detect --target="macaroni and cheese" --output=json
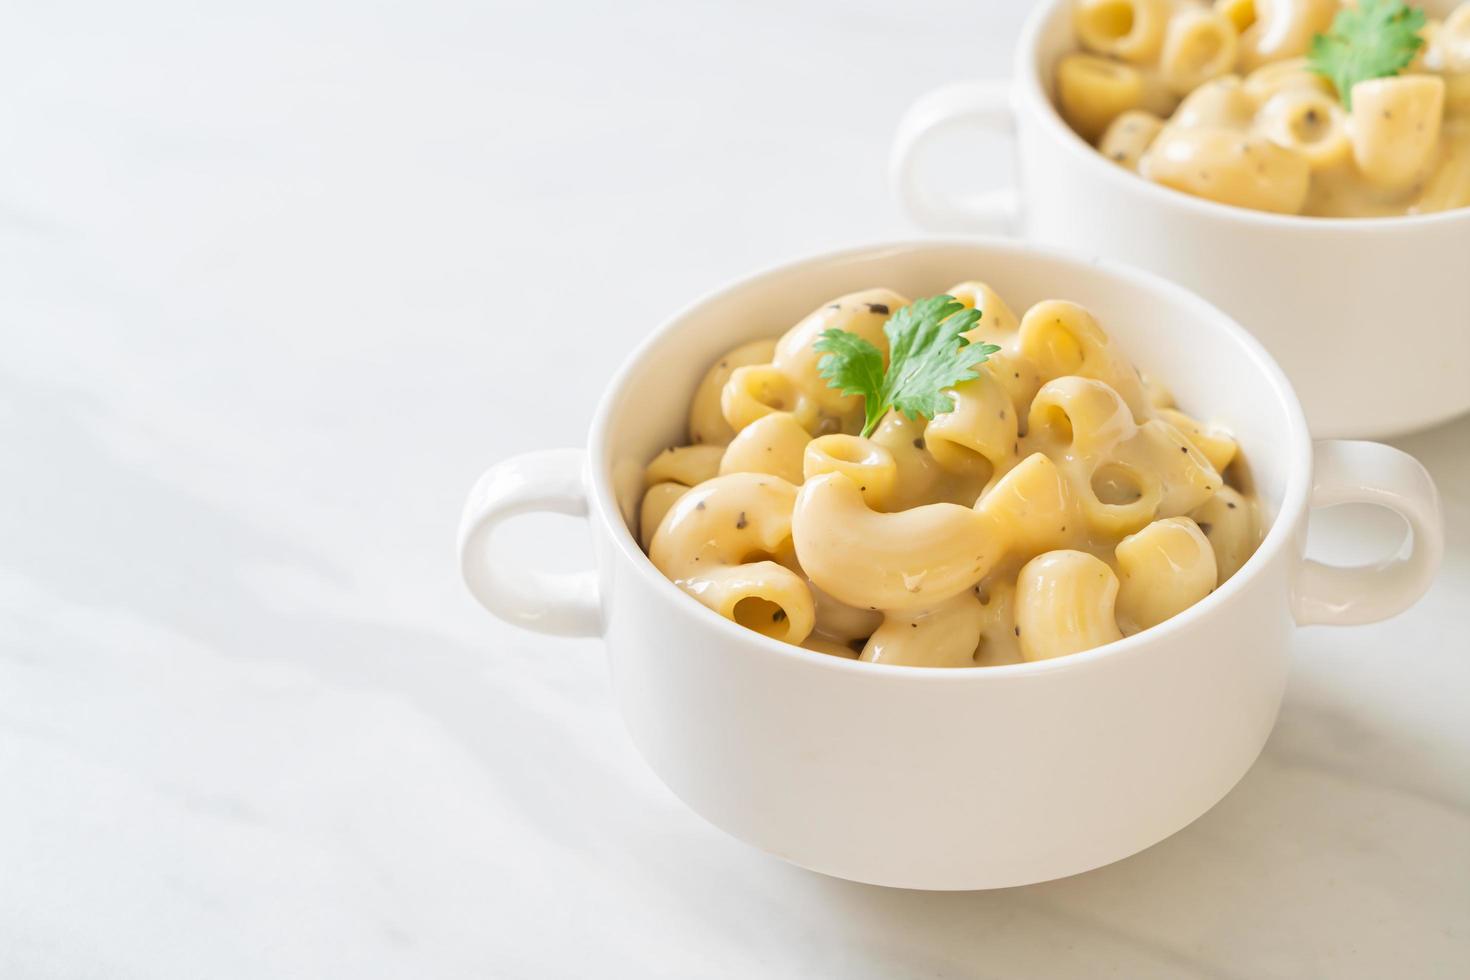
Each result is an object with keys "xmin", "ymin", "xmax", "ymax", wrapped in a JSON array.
[
  {"xmin": 1055, "ymin": 0, "xmax": 1470, "ymax": 216},
  {"xmin": 639, "ymin": 285, "xmax": 1262, "ymax": 667}
]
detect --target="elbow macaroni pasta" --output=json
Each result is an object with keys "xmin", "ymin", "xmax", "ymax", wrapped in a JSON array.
[
  {"xmin": 1062, "ymin": 0, "xmax": 1470, "ymax": 216},
  {"xmin": 642, "ymin": 285, "xmax": 1262, "ymax": 667}
]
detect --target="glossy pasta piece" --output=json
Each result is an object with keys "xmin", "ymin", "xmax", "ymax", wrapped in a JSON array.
[
  {"xmin": 1170, "ymin": 75, "xmax": 1258, "ymax": 130},
  {"xmin": 773, "ymin": 288, "xmax": 906, "ymax": 426},
  {"xmin": 973, "ymin": 453, "xmax": 1079, "ymax": 563},
  {"xmin": 1014, "ymin": 551, "xmax": 1124, "ymax": 661},
  {"xmin": 1415, "ymin": 127, "xmax": 1470, "ymax": 214},
  {"xmin": 867, "ymin": 412, "xmax": 947, "ymax": 511},
  {"xmin": 721, "ymin": 363, "xmax": 821, "ymax": 434},
  {"xmin": 800, "ymin": 635, "xmax": 860, "ymax": 660},
  {"xmin": 1017, "ymin": 301, "xmax": 1150, "ymax": 419},
  {"xmin": 1142, "ymin": 126, "xmax": 1311, "ymax": 213},
  {"xmin": 1073, "ymin": 0, "xmax": 1169, "ymax": 64},
  {"xmin": 1143, "ymin": 374, "xmax": 1176, "ymax": 409},
  {"xmin": 1077, "ymin": 460, "xmax": 1163, "ymax": 537},
  {"xmin": 949, "ymin": 281, "xmax": 1038, "ymax": 415},
  {"xmin": 687, "ymin": 339, "xmax": 778, "ymax": 445},
  {"xmin": 1241, "ymin": 57, "xmax": 1333, "ymax": 104},
  {"xmin": 645, "ymin": 444, "xmax": 725, "ymax": 487},
  {"xmin": 923, "ymin": 376, "xmax": 1019, "ymax": 485},
  {"xmin": 1214, "ymin": 0, "xmax": 1256, "ymax": 34},
  {"xmin": 866, "ymin": 413, "xmax": 989, "ymax": 511},
  {"xmin": 1349, "ymin": 76, "xmax": 1446, "ymax": 193},
  {"xmin": 1115, "ymin": 418, "xmax": 1221, "ymax": 518},
  {"xmin": 1255, "ymin": 89, "xmax": 1351, "ymax": 170},
  {"xmin": 639, "ymin": 482, "xmax": 688, "ymax": 551},
  {"xmin": 947, "ymin": 280, "xmax": 1021, "ymax": 337},
  {"xmin": 1100, "ymin": 110, "xmax": 1166, "ymax": 169},
  {"xmin": 1189, "ymin": 484, "xmax": 1259, "ymax": 582},
  {"xmin": 1237, "ymin": 0, "xmax": 1336, "ymax": 72},
  {"xmin": 971, "ymin": 579, "xmax": 1025, "ymax": 667},
  {"xmin": 1157, "ymin": 407, "xmax": 1238, "ymax": 473},
  {"xmin": 1114, "ymin": 517, "xmax": 1218, "ymax": 633},
  {"xmin": 719, "ymin": 411, "xmax": 810, "ymax": 485},
  {"xmin": 1158, "ymin": 7, "xmax": 1239, "ymax": 97},
  {"xmin": 862, "ymin": 591, "xmax": 987, "ymax": 668},
  {"xmin": 649, "ymin": 473, "xmax": 815, "ymax": 643},
  {"xmin": 1444, "ymin": 72, "xmax": 1470, "ymax": 119},
  {"xmin": 803, "ymin": 434, "xmax": 898, "ymax": 510},
  {"xmin": 1044, "ymin": 411, "xmax": 1218, "ymax": 538},
  {"xmin": 809, "ymin": 580, "xmax": 884, "ymax": 643},
  {"xmin": 691, "ymin": 564, "xmax": 818, "ymax": 644},
  {"xmin": 793, "ymin": 472, "xmax": 999, "ymax": 612},
  {"xmin": 1428, "ymin": 4, "xmax": 1470, "ymax": 73},
  {"xmin": 1056, "ymin": 53, "xmax": 1148, "ymax": 141},
  {"xmin": 976, "ymin": 351, "xmax": 1045, "ymax": 430},
  {"xmin": 1026, "ymin": 376, "xmax": 1136, "ymax": 457}
]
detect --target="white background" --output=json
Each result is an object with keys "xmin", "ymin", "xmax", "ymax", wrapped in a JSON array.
[{"xmin": 2, "ymin": 1, "xmax": 1467, "ymax": 977}]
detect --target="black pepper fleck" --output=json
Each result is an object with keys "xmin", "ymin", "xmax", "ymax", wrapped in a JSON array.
[
  {"xmin": 1014, "ymin": 626, "xmax": 1020, "ymax": 636},
  {"xmin": 1227, "ymin": 501, "xmax": 1237, "ymax": 509},
  {"xmin": 866, "ymin": 302, "xmax": 890, "ymax": 315},
  {"xmin": 772, "ymin": 609, "xmax": 787, "ymax": 623},
  {"xmin": 735, "ymin": 512, "xmax": 748, "ymax": 530}
]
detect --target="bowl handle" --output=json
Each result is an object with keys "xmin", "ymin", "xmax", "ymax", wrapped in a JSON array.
[
  {"xmin": 1292, "ymin": 440, "xmax": 1444, "ymax": 627},
  {"xmin": 889, "ymin": 79, "xmax": 1020, "ymax": 233},
  {"xmin": 458, "ymin": 448, "xmax": 602, "ymax": 637}
]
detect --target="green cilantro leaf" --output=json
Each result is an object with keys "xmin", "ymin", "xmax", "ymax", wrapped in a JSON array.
[
  {"xmin": 1308, "ymin": 0, "xmax": 1426, "ymax": 109},
  {"xmin": 814, "ymin": 294, "xmax": 1001, "ymax": 439},
  {"xmin": 813, "ymin": 329, "xmax": 887, "ymax": 436}
]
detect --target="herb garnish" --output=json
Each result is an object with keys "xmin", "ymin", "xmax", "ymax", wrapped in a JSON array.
[
  {"xmin": 1308, "ymin": 0, "xmax": 1427, "ymax": 109},
  {"xmin": 813, "ymin": 295, "xmax": 1000, "ymax": 438}
]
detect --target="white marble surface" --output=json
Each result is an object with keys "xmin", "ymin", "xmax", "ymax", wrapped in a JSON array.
[{"xmin": 1, "ymin": 1, "xmax": 1466, "ymax": 977}]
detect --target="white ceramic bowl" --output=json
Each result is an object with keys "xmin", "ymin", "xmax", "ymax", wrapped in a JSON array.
[
  {"xmin": 459, "ymin": 240, "xmax": 1443, "ymax": 890},
  {"xmin": 890, "ymin": 0, "xmax": 1470, "ymax": 440}
]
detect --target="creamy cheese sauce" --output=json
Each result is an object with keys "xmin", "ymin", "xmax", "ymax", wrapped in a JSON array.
[
  {"xmin": 639, "ymin": 284, "xmax": 1262, "ymax": 667},
  {"xmin": 1057, "ymin": 0, "xmax": 1470, "ymax": 216}
]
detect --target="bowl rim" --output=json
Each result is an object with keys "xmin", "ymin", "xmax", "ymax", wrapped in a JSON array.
[
  {"xmin": 586, "ymin": 236, "xmax": 1313, "ymax": 680},
  {"xmin": 1014, "ymin": 0, "xmax": 1470, "ymax": 231}
]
